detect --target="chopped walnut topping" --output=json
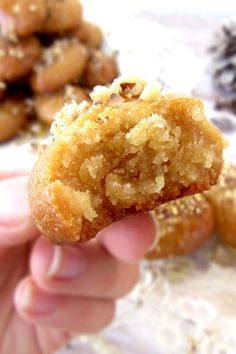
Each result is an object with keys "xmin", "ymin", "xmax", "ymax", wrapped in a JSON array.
[
  {"xmin": 35, "ymin": 39, "xmax": 75, "ymax": 71},
  {"xmin": 90, "ymin": 85, "xmax": 112, "ymax": 104}
]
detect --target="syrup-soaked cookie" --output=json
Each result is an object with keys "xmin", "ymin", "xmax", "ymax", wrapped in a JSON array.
[
  {"xmin": 0, "ymin": 36, "xmax": 41, "ymax": 82},
  {"xmin": 29, "ymin": 77, "xmax": 224, "ymax": 243},
  {"xmin": 206, "ymin": 163, "xmax": 236, "ymax": 248},
  {"xmin": 0, "ymin": 0, "xmax": 47, "ymax": 38}
]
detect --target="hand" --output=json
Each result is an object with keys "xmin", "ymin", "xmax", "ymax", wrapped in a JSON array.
[{"xmin": 0, "ymin": 174, "xmax": 156, "ymax": 354}]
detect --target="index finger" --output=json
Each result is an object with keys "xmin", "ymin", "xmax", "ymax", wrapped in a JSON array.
[{"xmin": 97, "ymin": 213, "xmax": 158, "ymax": 263}]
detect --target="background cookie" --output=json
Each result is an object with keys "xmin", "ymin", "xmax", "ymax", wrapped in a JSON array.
[
  {"xmin": 0, "ymin": 95, "xmax": 28, "ymax": 142},
  {"xmin": 0, "ymin": 0, "xmax": 118, "ymax": 143},
  {"xmin": 147, "ymin": 194, "xmax": 215, "ymax": 260},
  {"xmin": 206, "ymin": 163, "xmax": 236, "ymax": 248}
]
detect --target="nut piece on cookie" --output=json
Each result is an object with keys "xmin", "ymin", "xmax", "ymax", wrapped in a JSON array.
[
  {"xmin": 0, "ymin": 0, "xmax": 47, "ymax": 38},
  {"xmin": 29, "ymin": 76, "xmax": 225, "ymax": 244},
  {"xmin": 146, "ymin": 194, "xmax": 214, "ymax": 260},
  {"xmin": 206, "ymin": 163, "xmax": 236, "ymax": 248}
]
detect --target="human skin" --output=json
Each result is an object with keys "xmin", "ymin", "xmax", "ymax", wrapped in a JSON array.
[{"xmin": 0, "ymin": 173, "xmax": 156, "ymax": 354}]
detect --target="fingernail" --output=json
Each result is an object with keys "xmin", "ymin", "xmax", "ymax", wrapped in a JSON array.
[
  {"xmin": 17, "ymin": 280, "xmax": 57, "ymax": 315},
  {"xmin": 147, "ymin": 211, "xmax": 160, "ymax": 252},
  {"xmin": 0, "ymin": 176, "xmax": 29, "ymax": 224},
  {"xmin": 47, "ymin": 245, "xmax": 87, "ymax": 280}
]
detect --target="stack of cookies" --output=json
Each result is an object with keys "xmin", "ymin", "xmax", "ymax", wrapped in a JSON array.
[{"xmin": 0, "ymin": 0, "xmax": 118, "ymax": 142}]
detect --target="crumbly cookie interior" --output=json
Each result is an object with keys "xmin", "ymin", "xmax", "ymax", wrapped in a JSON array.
[{"xmin": 40, "ymin": 77, "xmax": 223, "ymax": 238}]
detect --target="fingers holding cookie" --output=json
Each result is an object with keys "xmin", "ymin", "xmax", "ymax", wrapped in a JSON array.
[
  {"xmin": 15, "ymin": 277, "xmax": 115, "ymax": 334},
  {"xmin": 76, "ymin": 21, "xmax": 103, "ymax": 49},
  {"xmin": 146, "ymin": 194, "xmax": 214, "ymax": 260},
  {"xmin": 28, "ymin": 77, "xmax": 224, "ymax": 244}
]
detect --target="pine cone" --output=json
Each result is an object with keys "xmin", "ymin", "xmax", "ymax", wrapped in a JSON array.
[{"xmin": 209, "ymin": 20, "xmax": 236, "ymax": 114}]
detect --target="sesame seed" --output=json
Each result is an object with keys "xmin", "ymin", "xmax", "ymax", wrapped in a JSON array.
[{"xmin": 154, "ymin": 194, "xmax": 206, "ymax": 228}]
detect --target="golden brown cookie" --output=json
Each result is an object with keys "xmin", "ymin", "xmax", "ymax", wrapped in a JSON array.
[
  {"xmin": 76, "ymin": 21, "xmax": 103, "ymax": 48},
  {"xmin": 0, "ymin": 95, "xmax": 28, "ymax": 142},
  {"xmin": 81, "ymin": 50, "xmax": 119, "ymax": 88},
  {"xmin": 0, "ymin": 0, "xmax": 47, "ymax": 38},
  {"xmin": 206, "ymin": 163, "xmax": 236, "ymax": 248},
  {"xmin": 146, "ymin": 194, "xmax": 214, "ymax": 260},
  {"xmin": 35, "ymin": 85, "xmax": 89, "ymax": 124},
  {"xmin": 28, "ymin": 77, "xmax": 224, "ymax": 244},
  {"xmin": 30, "ymin": 38, "xmax": 88, "ymax": 93},
  {"xmin": 43, "ymin": 0, "xmax": 83, "ymax": 34},
  {"xmin": 0, "ymin": 36, "xmax": 41, "ymax": 82}
]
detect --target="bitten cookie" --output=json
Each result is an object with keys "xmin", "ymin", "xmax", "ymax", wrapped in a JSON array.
[
  {"xmin": 206, "ymin": 163, "xmax": 236, "ymax": 248},
  {"xmin": 81, "ymin": 50, "xmax": 118, "ymax": 88},
  {"xmin": 29, "ymin": 76, "xmax": 225, "ymax": 244},
  {"xmin": 146, "ymin": 194, "xmax": 214, "ymax": 260}
]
